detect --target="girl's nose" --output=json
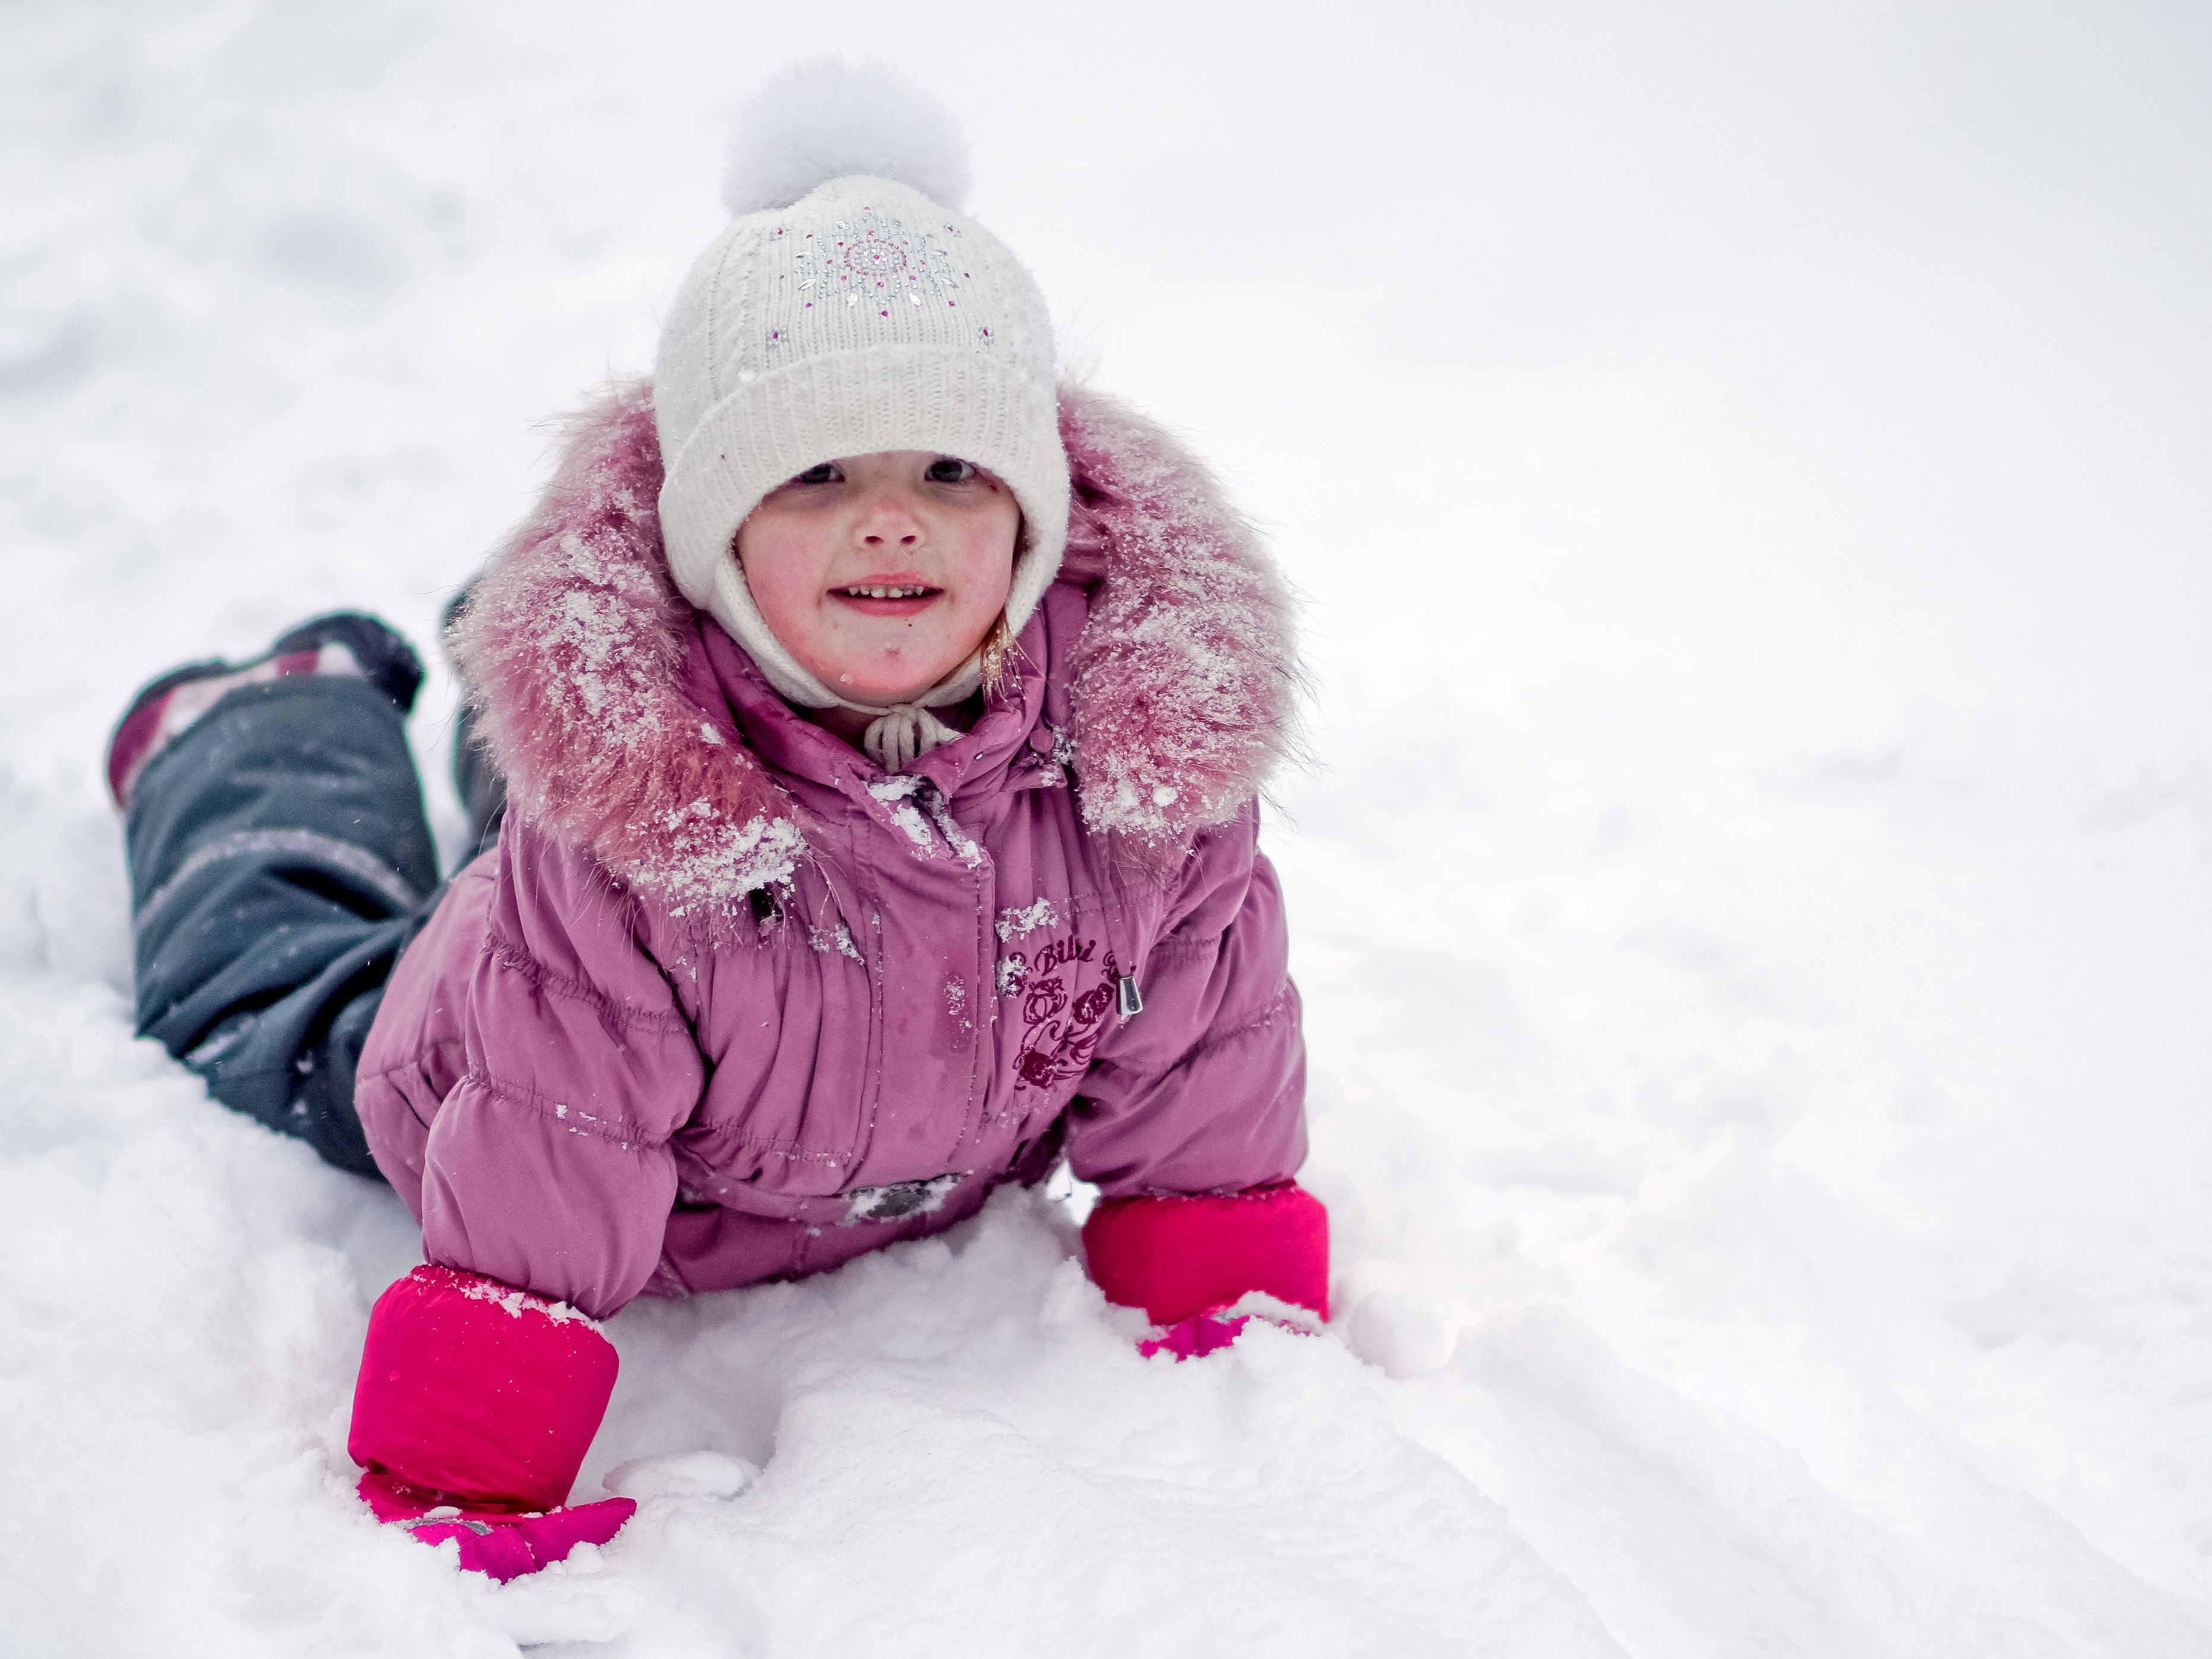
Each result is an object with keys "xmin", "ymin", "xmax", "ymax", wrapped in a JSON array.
[{"xmin": 857, "ymin": 484, "xmax": 924, "ymax": 548}]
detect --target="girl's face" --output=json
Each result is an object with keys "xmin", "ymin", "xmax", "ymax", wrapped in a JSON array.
[{"xmin": 735, "ymin": 451, "xmax": 1020, "ymax": 706}]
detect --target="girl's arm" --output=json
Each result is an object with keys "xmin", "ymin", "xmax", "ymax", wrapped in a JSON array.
[
  {"xmin": 415, "ymin": 813, "xmax": 699, "ymax": 1316},
  {"xmin": 349, "ymin": 814, "xmax": 701, "ymax": 1560},
  {"xmin": 1066, "ymin": 804, "xmax": 1328, "ymax": 1336}
]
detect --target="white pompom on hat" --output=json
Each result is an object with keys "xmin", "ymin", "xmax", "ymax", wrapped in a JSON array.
[{"xmin": 653, "ymin": 61, "xmax": 1068, "ymax": 729}]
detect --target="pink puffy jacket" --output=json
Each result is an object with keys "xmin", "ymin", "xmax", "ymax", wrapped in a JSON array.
[{"xmin": 347, "ymin": 381, "xmax": 1327, "ymax": 1550}]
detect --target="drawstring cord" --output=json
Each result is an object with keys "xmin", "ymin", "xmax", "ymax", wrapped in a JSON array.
[
  {"xmin": 843, "ymin": 643, "xmax": 990, "ymax": 773},
  {"xmin": 861, "ymin": 703, "xmax": 964, "ymax": 773}
]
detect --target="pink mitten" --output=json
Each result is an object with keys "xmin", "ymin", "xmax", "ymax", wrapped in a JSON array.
[
  {"xmin": 1139, "ymin": 1312, "xmax": 1257, "ymax": 1360},
  {"xmin": 1083, "ymin": 1183, "xmax": 1330, "ymax": 1360},
  {"xmin": 361, "ymin": 1470, "xmax": 634, "ymax": 1582},
  {"xmin": 350, "ymin": 1265, "xmax": 631, "ymax": 1579}
]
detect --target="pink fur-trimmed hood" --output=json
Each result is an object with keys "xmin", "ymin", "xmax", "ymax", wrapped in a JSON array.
[{"xmin": 450, "ymin": 378, "xmax": 1301, "ymax": 914}]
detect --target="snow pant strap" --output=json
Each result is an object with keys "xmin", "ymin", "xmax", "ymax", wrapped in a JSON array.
[{"xmin": 125, "ymin": 675, "xmax": 444, "ymax": 1178}]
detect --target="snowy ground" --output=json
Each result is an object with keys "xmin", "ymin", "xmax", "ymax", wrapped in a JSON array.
[{"xmin": 4, "ymin": 2, "xmax": 2210, "ymax": 1654}]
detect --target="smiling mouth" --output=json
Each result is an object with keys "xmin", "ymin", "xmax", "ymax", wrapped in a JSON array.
[{"xmin": 835, "ymin": 584, "xmax": 937, "ymax": 599}]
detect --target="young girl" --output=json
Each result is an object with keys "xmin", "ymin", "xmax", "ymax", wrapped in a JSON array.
[{"xmin": 108, "ymin": 65, "xmax": 1325, "ymax": 1581}]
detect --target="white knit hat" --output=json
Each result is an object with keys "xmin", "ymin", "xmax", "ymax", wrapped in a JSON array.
[{"xmin": 654, "ymin": 62, "xmax": 1067, "ymax": 743}]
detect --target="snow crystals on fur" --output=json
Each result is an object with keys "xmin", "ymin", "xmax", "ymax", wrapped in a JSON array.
[
  {"xmin": 451, "ymin": 377, "xmax": 1299, "ymax": 925},
  {"xmin": 1058, "ymin": 391, "xmax": 1304, "ymax": 840},
  {"xmin": 722, "ymin": 59, "xmax": 972, "ymax": 217},
  {"xmin": 449, "ymin": 383, "xmax": 807, "ymax": 921}
]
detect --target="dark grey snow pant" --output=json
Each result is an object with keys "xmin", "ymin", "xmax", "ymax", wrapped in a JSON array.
[{"xmin": 125, "ymin": 675, "xmax": 449, "ymax": 1177}]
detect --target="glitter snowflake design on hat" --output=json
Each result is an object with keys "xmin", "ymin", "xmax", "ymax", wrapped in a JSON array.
[{"xmin": 786, "ymin": 209, "xmax": 968, "ymax": 320}]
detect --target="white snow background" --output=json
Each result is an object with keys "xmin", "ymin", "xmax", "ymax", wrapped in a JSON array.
[{"xmin": 4, "ymin": 1, "xmax": 2209, "ymax": 1654}]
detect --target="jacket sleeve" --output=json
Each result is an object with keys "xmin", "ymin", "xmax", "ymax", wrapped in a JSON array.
[
  {"xmin": 1066, "ymin": 801, "xmax": 1306, "ymax": 1199},
  {"xmin": 413, "ymin": 816, "xmax": 700, "ymax": 1319}
]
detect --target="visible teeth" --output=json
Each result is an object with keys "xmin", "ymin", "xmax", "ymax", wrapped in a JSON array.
[{"xmin": 845, "ymin": 586, "xmax": 927, "ymax": 599}]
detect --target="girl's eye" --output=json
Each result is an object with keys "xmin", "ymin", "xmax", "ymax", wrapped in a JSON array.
[
  {"xmin": 792, "ymin": 462, "xmax": 840, "ymax": 485},
  {"xmin": 926, "ymin": 457, "xmax": 979, "ymax": 484}
]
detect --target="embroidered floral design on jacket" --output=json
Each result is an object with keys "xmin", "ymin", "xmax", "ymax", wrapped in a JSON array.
[{"xmin": 1006, "ymin": 933, "xmax": 1121, "ymax": 1091}]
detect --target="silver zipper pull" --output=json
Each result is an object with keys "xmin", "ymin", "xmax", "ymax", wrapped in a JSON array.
[{"xmin": 1117, "ymin": 975, "xmax": 1143, "ymax": 1017}]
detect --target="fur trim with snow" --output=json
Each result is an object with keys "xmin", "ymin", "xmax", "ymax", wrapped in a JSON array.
[
  {"xmin": 451, "ymin": 383, "xmax": 808, "ymax": 915},
  {"xmin": 1057, "ymin": 390, "xmax": 1304, "ymax": 839},
  {"xmin": 450, "ymin": 378, "xmax": 1299, "ymax": 918}
]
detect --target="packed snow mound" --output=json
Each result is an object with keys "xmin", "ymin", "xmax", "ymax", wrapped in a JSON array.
[{"xmin": 722, "ymin": 58, "xmax": 972, "ymax": 216}]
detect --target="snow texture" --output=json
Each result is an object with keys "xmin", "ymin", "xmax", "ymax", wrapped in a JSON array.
[
  {"xmin": 448, "ymin": 1272, "xmax": 601, "ymax": 1331},
  {"xmin": 4, "ymin": 4, "xmax": 2211, "ymax": 1655},
  {"xmin": 867, "ymin": 773, "xmax": 939, "ymax": 854},
  {"xmin": 996, "ymin": 898, "xmax": 1060, "ymax": 941},
  {"xmin": 922, "ymin": 789, "xmax": 983, "ymax": 867}
]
